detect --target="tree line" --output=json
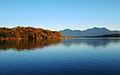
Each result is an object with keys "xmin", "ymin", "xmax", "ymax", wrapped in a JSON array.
[{"xmin": 0, "ymin": 26, "xmax": 62, "ymax": 40}]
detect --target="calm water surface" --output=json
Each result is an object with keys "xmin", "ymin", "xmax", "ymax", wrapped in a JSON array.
[{"xmin": 0, "ymin": 38, "xmax": 120, "ymax": 75}]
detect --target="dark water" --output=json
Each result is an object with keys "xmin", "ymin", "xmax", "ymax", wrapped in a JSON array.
[{"xmin": 0, "ymin": 38, "xmax": 120, "ymax": 75}]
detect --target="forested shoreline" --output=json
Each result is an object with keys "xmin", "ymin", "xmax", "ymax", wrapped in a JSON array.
[{"xmin": 0, "ymin": 26, "xmax": 62, "ymax": 40}]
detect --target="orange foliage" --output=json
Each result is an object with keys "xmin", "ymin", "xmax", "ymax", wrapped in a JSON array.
[{"xmin": 0, "ymin": 26, "xmax": 62, "ymax": 40}]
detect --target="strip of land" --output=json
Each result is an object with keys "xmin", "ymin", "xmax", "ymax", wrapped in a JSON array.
[{"xmin": 0, "ymin": 26, "xmax": 62, "ymax": 40}]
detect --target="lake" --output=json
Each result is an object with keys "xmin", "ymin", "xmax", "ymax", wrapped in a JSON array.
[{"xmin": 0, "ymin": 38, "xmax": 120, "ymax": 75}]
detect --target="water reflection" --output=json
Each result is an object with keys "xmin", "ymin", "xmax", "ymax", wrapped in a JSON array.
[
  {"xmin": 62, "ymin": 38, "xmax": 120, "ymax": 48},
  {"xmin": 0, "ymin": 38, "xmax": 120, "ymax": 51},
  {"xmin": 0, "ymin": 39, "xmax": 62, "ymax": 51}
]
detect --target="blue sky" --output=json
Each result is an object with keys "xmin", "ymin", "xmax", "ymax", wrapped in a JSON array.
[{"xmin": 0, "ymin": 0, "xmax": 120, "ymax": 31}]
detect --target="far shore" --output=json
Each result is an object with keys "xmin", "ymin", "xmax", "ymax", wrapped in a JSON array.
[{"xmin": 62, "ymin": 36, "xmax": 120, "ymax": 39}]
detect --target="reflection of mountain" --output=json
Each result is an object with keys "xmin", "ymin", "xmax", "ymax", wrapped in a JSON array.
[
  {"xmin": 62, "ymin": 38, "xmax": 120, "ymax": 48},
  {"xmin": 0, "ymin": 39, "xmax": 62, "ymax": 51}
]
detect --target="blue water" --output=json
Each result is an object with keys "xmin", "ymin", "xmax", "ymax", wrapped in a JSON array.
[{"xmin": 0, "ymin": 38, "xmax": 120, "ymax": 75}]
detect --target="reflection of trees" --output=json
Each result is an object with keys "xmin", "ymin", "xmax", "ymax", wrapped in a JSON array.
[
  {"xmin": 62, "ymin": 38, "xmax": 120, "ymax": 48},
  {"xmin": 0, "ymin": 39, "xmax": 62, "ymax": 51},
  {"xmin": 0, "ymin": 38, "xmax": 120, "ymax": 51}
]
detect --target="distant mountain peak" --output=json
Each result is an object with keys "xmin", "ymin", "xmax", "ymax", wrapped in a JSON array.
[
  {"xmin": 85, "ymin": 27, "xmax": 110, "ymax": 32},
  {"xmin": 93, "ymin": 27, "xmax": 99, "ymax": 29},
  {"xmin": 64, "ymin": 29, "xmax": 72, "ymax": 31},
  {"xmin": 88, "ymin": 27, "xmax": 109, "ymax": 30}
]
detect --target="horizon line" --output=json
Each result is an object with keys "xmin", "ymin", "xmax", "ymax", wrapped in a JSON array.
[{"xmin": 0, "ymin": 25, "xmax": 120, "ymax": 31}]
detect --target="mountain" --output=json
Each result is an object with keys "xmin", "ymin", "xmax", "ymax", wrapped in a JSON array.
[
  {"xmin": 60, "ymin": 27, "xmax": 120, "ymax": 37},
  {"xmin": 60, "ymin": 29, "xmax": 74, "ymax": 36}
]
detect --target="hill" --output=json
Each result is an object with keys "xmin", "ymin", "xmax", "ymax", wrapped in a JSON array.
[{"xmin": 0, "ymin": 26, "xmax": 62, "ymax": 40}]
